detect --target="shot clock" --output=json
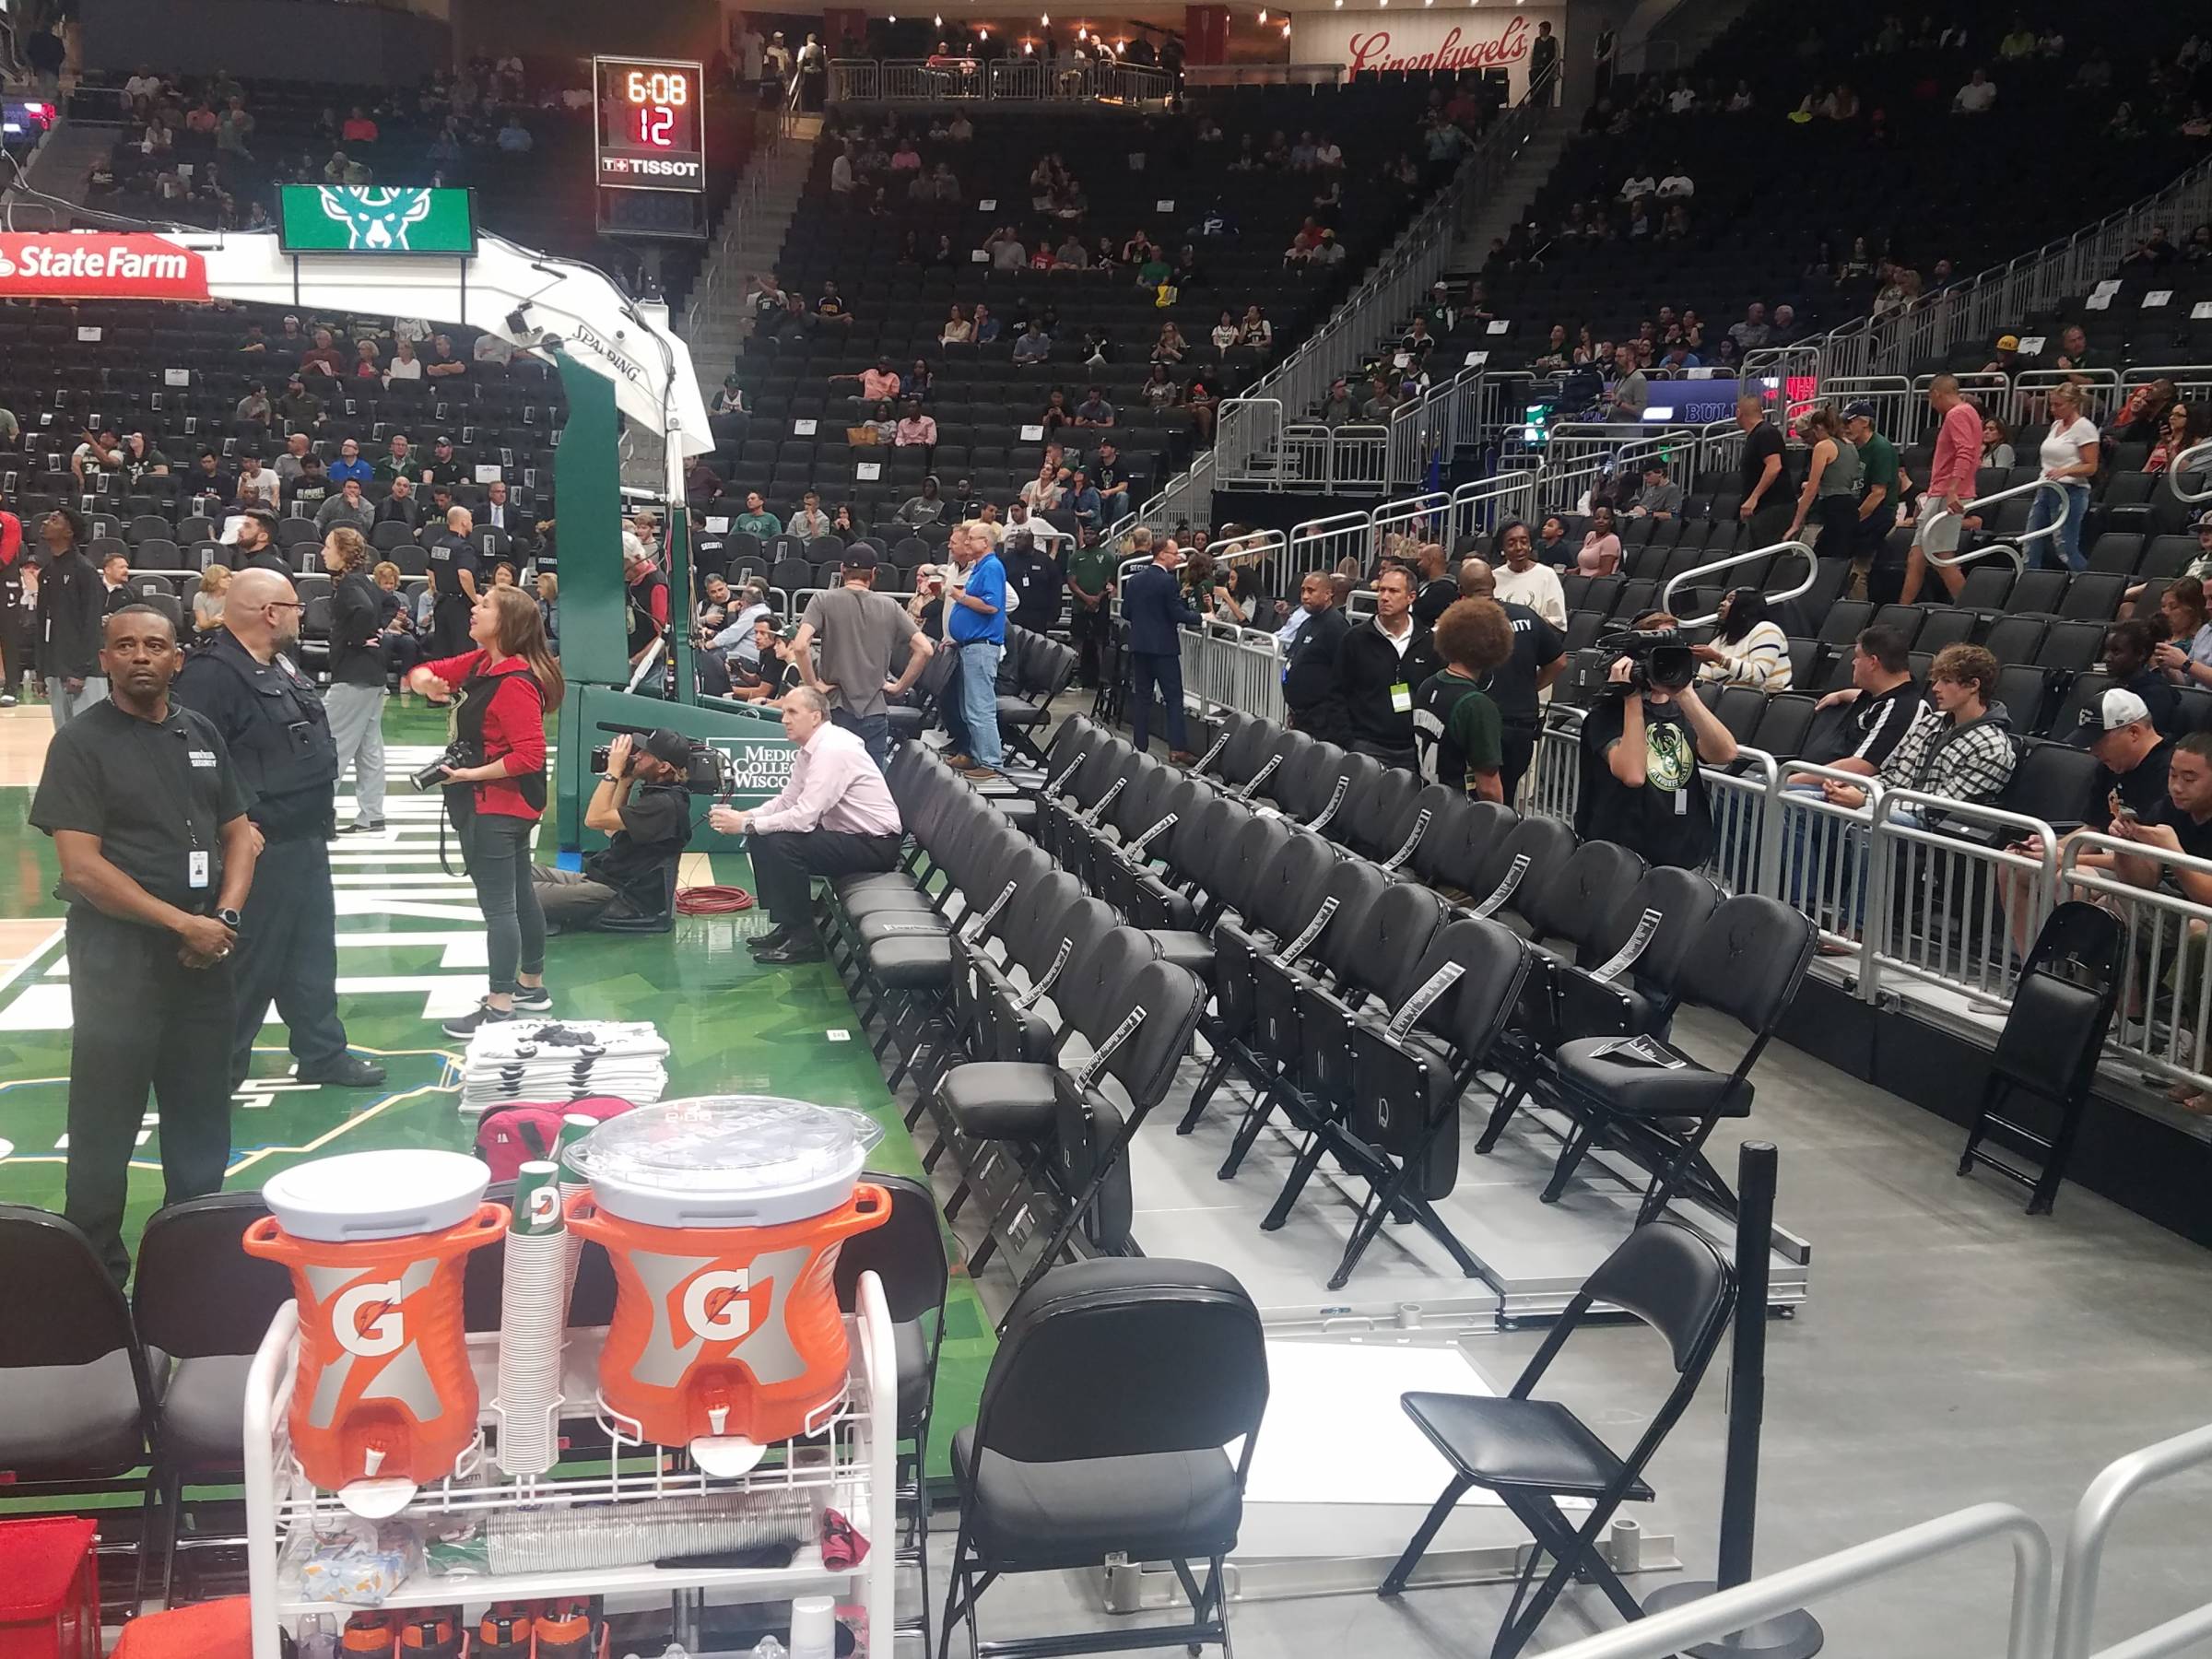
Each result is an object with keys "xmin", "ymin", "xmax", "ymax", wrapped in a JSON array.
[{"xmin": 594, "ymin": 57, "xmax": 706, "ymax": 191}]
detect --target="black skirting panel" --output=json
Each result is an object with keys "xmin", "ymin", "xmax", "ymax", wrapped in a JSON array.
[{"xmin": 1779, "ymin": 978, "xmax": 2212, "ymax": 1250}]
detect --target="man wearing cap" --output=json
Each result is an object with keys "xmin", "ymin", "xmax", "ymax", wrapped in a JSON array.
[
  {"xmin": 790, "ymin": 546, "xmax": 934, "ymax": 767},
  {"xmin": 709, "ymin": 688, "xmax": 904, "ymax": 966},
  {"xmin": 1982, "ymin": 334, "xmax": 2024, "ymax": 377},
  {"xmin": 1841, "ymin": 401, "xmax": 1905, "ymax": 602},
  {"xmin": 421, "ymin": 434, "xmax": 467, "ymax": 488},
  {"xmin": 531, "ymin": 730, "xmax": 696, "ymax": 932},
  {"xmin": 2100, "ymin": 621, "xmax": 2183, "ymax": 736},
  {"xmin": 1998, "ymin": 688, "xmax": 2179, "ymax": 959}
]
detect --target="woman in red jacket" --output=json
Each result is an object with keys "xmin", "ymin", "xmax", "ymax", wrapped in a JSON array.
[{"xmin": 407, "ymin": 585, "xmax": 564, "ymax": 1036}]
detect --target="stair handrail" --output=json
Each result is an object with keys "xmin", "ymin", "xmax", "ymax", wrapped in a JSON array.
[
  {"xmin": 1920, "ymin": 476, "xmax": 2073, "ymax": 578},
  {"xmin": 2053, "ymin": 1422, "xmax": 2212, "ymax": 1659},
  {"xmin": 2166, "ymin": 439, "xmax": 2212, "ymax": 505},
  {"xmin": 1658, "ymin": 540, "xmax": 1818, "ymax": 628}
]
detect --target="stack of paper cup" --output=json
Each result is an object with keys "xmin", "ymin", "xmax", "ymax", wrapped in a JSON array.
[
  {"xmin": 493, "ymin": 1160, "xmax": 568, "ymax": 1478},
  {"xmin": 551, "ymin": 1113, "xmax": 598, "ymax": 1318}
]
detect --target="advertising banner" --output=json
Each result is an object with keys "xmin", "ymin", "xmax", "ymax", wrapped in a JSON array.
[
  {"xmin": 0, "ymin": 233, "xmax": 209, "ymax": 300},
  {"xmin": 1287, "ymin": 8, "xmax": 1564, "ymax": 97}
]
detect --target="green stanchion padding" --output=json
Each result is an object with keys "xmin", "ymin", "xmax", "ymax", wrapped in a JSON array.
[
  {"xmin": 562, "ymin": 684, "xmax": 797, "ymax": 853},
  {"xmin": 547, "ymin": 347, "xmax": 629, "ymax": 691}
]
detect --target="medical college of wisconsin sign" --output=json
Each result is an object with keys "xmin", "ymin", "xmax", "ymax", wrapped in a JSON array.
[{"xmin": 1288, "ymin": 7, "xmax": 1564, "ymax": 97}]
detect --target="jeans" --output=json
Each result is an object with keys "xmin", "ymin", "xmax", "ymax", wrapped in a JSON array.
[
  {"xmin": 2028, "ymin": 484, "xmax": 2089, "ymax": 572},
  {"xmin": 324, "ymin": 682, "xmax": 387, "ymax": 827},
  {"xmin": 956, "ymin": 638, "xmax": 1004, "ymax": 769},
  {"xmin": 49, "ymin": 676, "xmax": 108, "ymax": 729},
  {"xmin": 832, "ymin": 707, "xmax": 890, "ymax": 768},
  {"xmin": 460, "ymin": 810, "xmax": 546, "ymax": 995}
]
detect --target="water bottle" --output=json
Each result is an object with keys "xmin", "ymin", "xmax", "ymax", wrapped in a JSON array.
[{"xmin": 297, "ymin": 1614, "xmax": 337, "ymax": 1659}]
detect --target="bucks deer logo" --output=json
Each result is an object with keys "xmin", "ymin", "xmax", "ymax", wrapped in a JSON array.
[{"xmin": 318, "ymin": 187, "xmax": 435, "ymax": 251}]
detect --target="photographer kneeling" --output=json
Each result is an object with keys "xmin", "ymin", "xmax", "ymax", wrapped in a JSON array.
[
  {"xmin": 406, "ymin": 587, "xmax": 563, "ymax": 1036},
  {"xmin": 1576, "ymin": 622, "xmax": 1738, "ymax": 868},
  {"xmin": 533, "ymin": 729, "xmax": 697, "ymax": 933}
]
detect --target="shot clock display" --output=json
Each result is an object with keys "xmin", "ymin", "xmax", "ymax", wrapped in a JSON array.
[{"xmin": 594, "ymin": 57, "xmax": 706, "ymax": 192}]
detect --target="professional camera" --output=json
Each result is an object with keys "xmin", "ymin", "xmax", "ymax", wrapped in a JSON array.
[
  {"xmin": 1598, "ymin": 626, "xmax": 1699, "ymax": 694},
  {"xmin": 591, "ymin": 725, "xmax": 737, "ymax": 796},
  {"xmin": 409, "ymin": 741, "xmax": 481, "ymax": 793}
]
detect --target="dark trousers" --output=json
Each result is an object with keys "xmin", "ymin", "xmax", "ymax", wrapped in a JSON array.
[
  {"xmin": 429, "ymin": 592, "xmax": 473, "ymax": 658},
  {"xmin": 459, "ymin": 810, "xmax": 545, "ymax": 994},
  {"xmin": 1747, "ymin": 500, "xmax": 1794, "ymax": 551},
  {"xmin": 832, "ymin": 707, "xmax": 891, "ymax": 767},
  {"xmin": 1500, "ymin": 728, "xmax": 1537, "ymax": 805},
  {"xmin": 381, "ymin": 630, "xmax": 422, "ymax": 682},
  {"xmin": 229, "ymin": 833, "xmax": 349, "ymax": 1088},
  {"xmin": 749, "ymin": 830, "xmax": 901, "ymax": 935},
  {"xmin": 1069, "ymin": 601, "xmax": 1109, "ymax": 687},
  {"xmin": 1129, "ymin": 649, "xmax": 1187, "ymax": 755},
  {"xmin": 65, "ymin": 907, "xmax": 236, "ymax": 1286},
  {"xmin": 1353, "ymin": 740, "xmax": 1418, "ymax": 772},
  {"xmin": 0, "ymin": 605, "xmax": 30, "ymax": 692}
]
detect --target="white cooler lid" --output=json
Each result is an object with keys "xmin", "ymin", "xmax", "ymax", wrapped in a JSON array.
[
  {"xmin": 261, "ymin": 1149, "xmax": 491, "ymax": 1242},
  {"xmin": 568, "ymin": 1096, "xmax": 883, "ymax": 1228}
]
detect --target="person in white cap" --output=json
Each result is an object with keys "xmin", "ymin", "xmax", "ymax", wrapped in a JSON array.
[{"xmin": 1995, "ymin": 688, "xmax": 2175, "ymax": 959}]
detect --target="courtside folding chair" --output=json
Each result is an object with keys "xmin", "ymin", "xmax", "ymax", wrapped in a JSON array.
[{"xmin": 1379, "ymin": 1221, "xmax": 1735, "ymax": 1659}]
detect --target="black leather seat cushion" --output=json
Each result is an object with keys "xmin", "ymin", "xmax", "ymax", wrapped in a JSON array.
[
  {"xmin": 936, "ymin": 1061, "xmax": 1060, "ymax": 1139},
  {"xmin": 1555, "ymin": 1038, "xmax": 1745, "ymax": 1119},
  {"xmin": 841, "ymin": 887, "xmax": 939, "ymax": 922},
  {"xmin": 857, "ymin": 909, "xmax": 952, "ymax": 946},
  {"xmin": 952, "ymin": 1428, "xmax": 1243, "ymax": 1571},
  {"xmin": 868, "ymin": 934, "xmax": 956, "ymax": 989},
  {"xmin": 833, "ymin": 870, "xmax": 918, "ymax": 899},
  {"xmin": 159, "ymin": 1353, "xmax": 253, "ymax": 1474},
  {"xmin": 0, "ymin": 1350, "xmax": 152, "ymax": 1479},
  {"xmin": 995, "ymin": 796, "xmax": 1039, "ymax": 830},
  {"xmin": 1147, "ymin": 929, "xmax": 1217, "ymax": 979},
  {"xmin": 887, "ymin": 707, "xmax": 927, "ymax": 738},
  {"xmin": 1402, "ymin": 1392, "xmax": 1653, "ymax": 1500},
  {"xmin": 995, "ymin": 697, "xmax": 1048, "ymax": 728}
]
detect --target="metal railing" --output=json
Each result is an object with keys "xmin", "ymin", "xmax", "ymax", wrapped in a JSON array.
[
  {"xmin": 1179, "ymin": 619, "xmax": 1288, "ymax": 725},
  {"xmin": 2054, "ymin": 1423, "xmax": 2212, "ymax": 1659},
  {"xmin": 829, "ymin": 56, "xmax": 1171, "ymax": 105},
  {"xmin": 681, "ymin": 103, "xmax": 809, "ymax": 339},
  {"xmin": 1535, "ymin": 1503, "xmax": 2050, "ymax": 1659},
  {"xmin": 2055, "ymin": 834, "xmax": 2212, "ymax": 1090},
  {"xmin": 1658, "ymin": 539, "xmax": 1817, "ymax": 627},
  {"xmin": 1921, "ymin": 477, "xmax": 2073, "ymax": 578},
  {"xmin": 2169, "ymin": 439, "xmax": 2212, "ymax": 504}
]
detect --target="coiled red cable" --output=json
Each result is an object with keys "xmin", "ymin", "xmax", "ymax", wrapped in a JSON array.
[{"xmin": 675, "ymin": 885, "xmax": 758, "ymax": 913}]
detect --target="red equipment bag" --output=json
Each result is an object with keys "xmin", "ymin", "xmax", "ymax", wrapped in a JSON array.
[{"xmin": 474, "ymin": 1097, "xmax": 636, "ymax": 1182}]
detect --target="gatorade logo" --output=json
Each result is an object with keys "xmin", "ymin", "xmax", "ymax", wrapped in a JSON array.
[
  {"xmin": 682, "ymin": 1269, "xmax": 753, "ymax": 1341},
  {"xmin": 333, "ymin": 1279, "xmax": 406, "ymax": 1358},
  {"xmin": 524, "ymin": 1184, "xmax": 559, "ymax": 1230}
]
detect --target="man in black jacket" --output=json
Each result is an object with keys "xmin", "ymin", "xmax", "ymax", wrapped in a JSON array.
[
  {"xmin": 1282, "ymin": 570, "xmax": 1348, "ymax": 742},
  {"xmin": 322, "ymin": 527, "xmax": 389, "ymax": 833},
  {"xmin": 35, "ymin": 509, "xmax": 107, "ymax": 729},
  {"xmin": 1122, "ymin": 535, "xmax": 1202, "ymax": 759},
  {"xmin": 1338, "ymin": 566, "xmax": 1438, "ymax": 770}
]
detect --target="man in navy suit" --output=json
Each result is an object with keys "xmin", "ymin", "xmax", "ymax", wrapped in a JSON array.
[{"xmin": 1121, "ymin": 529, "xmax": 1202, "ymax": 760}]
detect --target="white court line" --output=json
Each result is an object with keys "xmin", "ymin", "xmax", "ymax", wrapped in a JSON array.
[{"xmin": 0, "ymin": 976, "xmax": 486, "ymax": 1030}]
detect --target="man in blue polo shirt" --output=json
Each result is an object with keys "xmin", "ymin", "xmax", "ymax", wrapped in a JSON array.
[
  {"xmin": 326, "ymin": 437, "xmax": 373, "ymax": 488},
  {"xmin": 947, "ymin": 521, "xmax": 1006, "ymax": 781}
]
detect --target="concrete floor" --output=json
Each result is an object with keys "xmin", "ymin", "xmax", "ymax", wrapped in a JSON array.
[{"xmin": 924, "ymin": 1005, "xmax": 2212, "ymax": 1658}]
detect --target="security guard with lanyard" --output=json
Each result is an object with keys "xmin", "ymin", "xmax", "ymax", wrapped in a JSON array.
[
  {"xmin": 172, "ymin": 566, "xmax": 387, "ymax": 1090},
  {"xmin": 29, "ymin": 604, "xmax": 258, "ymax": 1285}
]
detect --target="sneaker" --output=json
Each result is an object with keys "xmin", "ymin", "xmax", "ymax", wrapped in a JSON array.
[
  {"xmin": 442, "ymin": 1001, "xmax": 516, "ymax": 1039},
  {"xmin": 0, "ymin": 693, "xmax": 16, "ymax": 708},
  {"xmin": 340, "ymin": 819, "xmax": 387, "ymax": 834},
  {"xmin": 512, "ymin": 985, "xmax": 553, "ymax": 1013}
]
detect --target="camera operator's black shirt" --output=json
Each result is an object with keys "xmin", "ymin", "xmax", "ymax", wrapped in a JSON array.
[
  {"xmin": 1576, "ymin": 695, "xmax": 1713, "ymax": 869},
  {"xmin": 584, "ymin": 781, "xmax": 694, "ymax": 910}
]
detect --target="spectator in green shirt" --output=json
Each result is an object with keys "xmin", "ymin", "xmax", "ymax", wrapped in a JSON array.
[
  {"xmin": 374, "ymin": 432, "xmax": 422, "ymax": 483},
  {"xmin": 1413, "ymin": 597, "xmax": 1512, "ymax": 801},
  {"xmin": 731, "ymin": 491, "xmax": 783, "ymax": 538},
  {"xmin": 1137, "ymin": 253, "xmax": 1173, "ymax": 288},
  {"xmin": 1065, "ymin": 536, "xmax": 1117, "ymax": 688},
  {"xmin": 1843, "ymin": 400, "xmax": 1906, "ymax": 603}
]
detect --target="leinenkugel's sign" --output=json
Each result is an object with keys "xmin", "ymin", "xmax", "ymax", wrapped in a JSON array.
[
  {"xmin": 0, "ymin": 233, "xmax": 210, "ymax": 300},
  {"xmin": 1288, "ymin": 8, "xmax": 1564, "ymax": 93}
]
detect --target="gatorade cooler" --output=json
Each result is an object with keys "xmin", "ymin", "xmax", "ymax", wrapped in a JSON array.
[
  {"xmin": 243, "ymin": 1150, "xmax": 505, "ymax": 1501},
  {"xmin": 565, "ymin": 1098, "xmax": 888, "ymax": 1474}
]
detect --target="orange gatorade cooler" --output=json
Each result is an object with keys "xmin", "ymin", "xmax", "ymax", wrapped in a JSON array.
[
  {"xmin": 565, "ymin": 1098, "xmax": 888, "ymax": 1474},
  {"xmin": 243, "ymin": 1150, "xmax": 506, "ymax": 1500}
]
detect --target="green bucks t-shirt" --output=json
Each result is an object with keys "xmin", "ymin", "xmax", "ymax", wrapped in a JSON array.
[{"xmin": 1413, "ymin": 669, "xmax": 1504, "ymax": 794}]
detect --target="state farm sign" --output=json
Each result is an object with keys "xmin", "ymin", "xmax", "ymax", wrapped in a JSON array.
[
  {"xmin": 1289, "ymin": 8, "xmax": 1564, "ymax": 93},
  {"xmin": 0, "ymin": 234, "xmax": 209, "ymax": 300}
]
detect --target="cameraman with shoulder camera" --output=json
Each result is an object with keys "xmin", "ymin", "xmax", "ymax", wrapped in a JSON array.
[
  {"xmin": 1576, "ymin": 619, "xmax": 1738, "ymax": 868},
  {"xmin": 530, "ymin": 729, "xmax": 696, "ymax": 932}
]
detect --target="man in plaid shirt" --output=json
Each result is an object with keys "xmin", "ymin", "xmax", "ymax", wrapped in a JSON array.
[{"xmin": 1822, "ymin": 644, "xmax": 2017, "ymax": 824}]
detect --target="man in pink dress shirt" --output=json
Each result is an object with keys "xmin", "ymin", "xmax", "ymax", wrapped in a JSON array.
[
  {"xmin": 708, "ymin": 687, "xmax": 903, "ymax": 965},
  {"xmin": 1900, "ymin": 374, "xmax": 1984, "ymax": 605}
]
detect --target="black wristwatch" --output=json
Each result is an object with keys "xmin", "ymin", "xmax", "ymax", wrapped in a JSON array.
[{"xmin": 215, "ymin": 908, "xmax": 242, "ymax": 929}]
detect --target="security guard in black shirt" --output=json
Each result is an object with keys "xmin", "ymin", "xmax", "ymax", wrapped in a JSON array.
[
  {"xmin": 29, "ymin": 604, "xmax": 259, "ymax": 1286},
  {"xmin": 172, "ymin": 566, "xmax": 386, "ymax": 1090}
]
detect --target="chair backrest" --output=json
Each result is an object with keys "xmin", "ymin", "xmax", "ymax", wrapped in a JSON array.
[
  {"xmin": 1678, "ymin": 894, "xmax": 1817, "ymax": 1037},
  {"xmin": 975, "ymin": 1258, "xmax": 1268, "ymax": 1463},
  {"xmin": 1387, "ymin": 913, "xmax": 1530, "ymax": 1052},
  {"xmin": 1474, "ymin": 815, "xmax": 1576, "ymax": 923},
  {"xmin": 1583, "ymin": 865, "xmax": 1722, "ymax": 995},
  {"xmin": 132, "ymin": 1193, "xmax": 294, "ymax": 1359},
  {"xmin": 1218, "ymin": 714, "xmax": 1280, "ymax": 786},
  {"xmin": 1346, "ymin": 879, "xmax": 1450, "ymax": 1004},
  {"xmin": 1572, "ymin": 1219, "xmax": 1735, "ymax": 1374},
  {"xmin": 1090, "ymin": 957, "xmax": 1207, "ymax": 1110},
  {"xmin": 1523, "ymin": 839, "xmax": 1646, "ymax": 951},
  {"xmin": 1354, "ymin": 766, "xmax": 1428, "ymax": 860},
  {"xmin": 1245, "ymin": 823, "xmax": 1336, "ymax": 939},
  {"xmin": 0, "ymin": 1206, "xmax": 147, "ymax": 1371},
  {"xmin": 834, "ymin": 1173, "xmax": 950, "ymax": 1324},
  {"xmin": 1305, "ymin": 854, "xmax": 1394, "ymax": 976}
]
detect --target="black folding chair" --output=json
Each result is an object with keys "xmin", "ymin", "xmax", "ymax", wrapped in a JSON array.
[
  {"xmin": 1379, "ymin": 1221, "xmax": 1735, "ymax": 1659},
  {"xmin": 941, "ymin": 1259, "xmax": 1268, "ymax": 1659},
  {"xmin": 1959, "ymin": 900, "xmax": 2126, "ymax": 1214},
  {"xmin": 1546, "ymin": 894, "xmax": 1816, "ymax": 1220}
]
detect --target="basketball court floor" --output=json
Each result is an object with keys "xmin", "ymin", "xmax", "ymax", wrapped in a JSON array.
[{"xmin": 3, "ymin": 701, "xmax": 2211, "ymax": 1652}]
